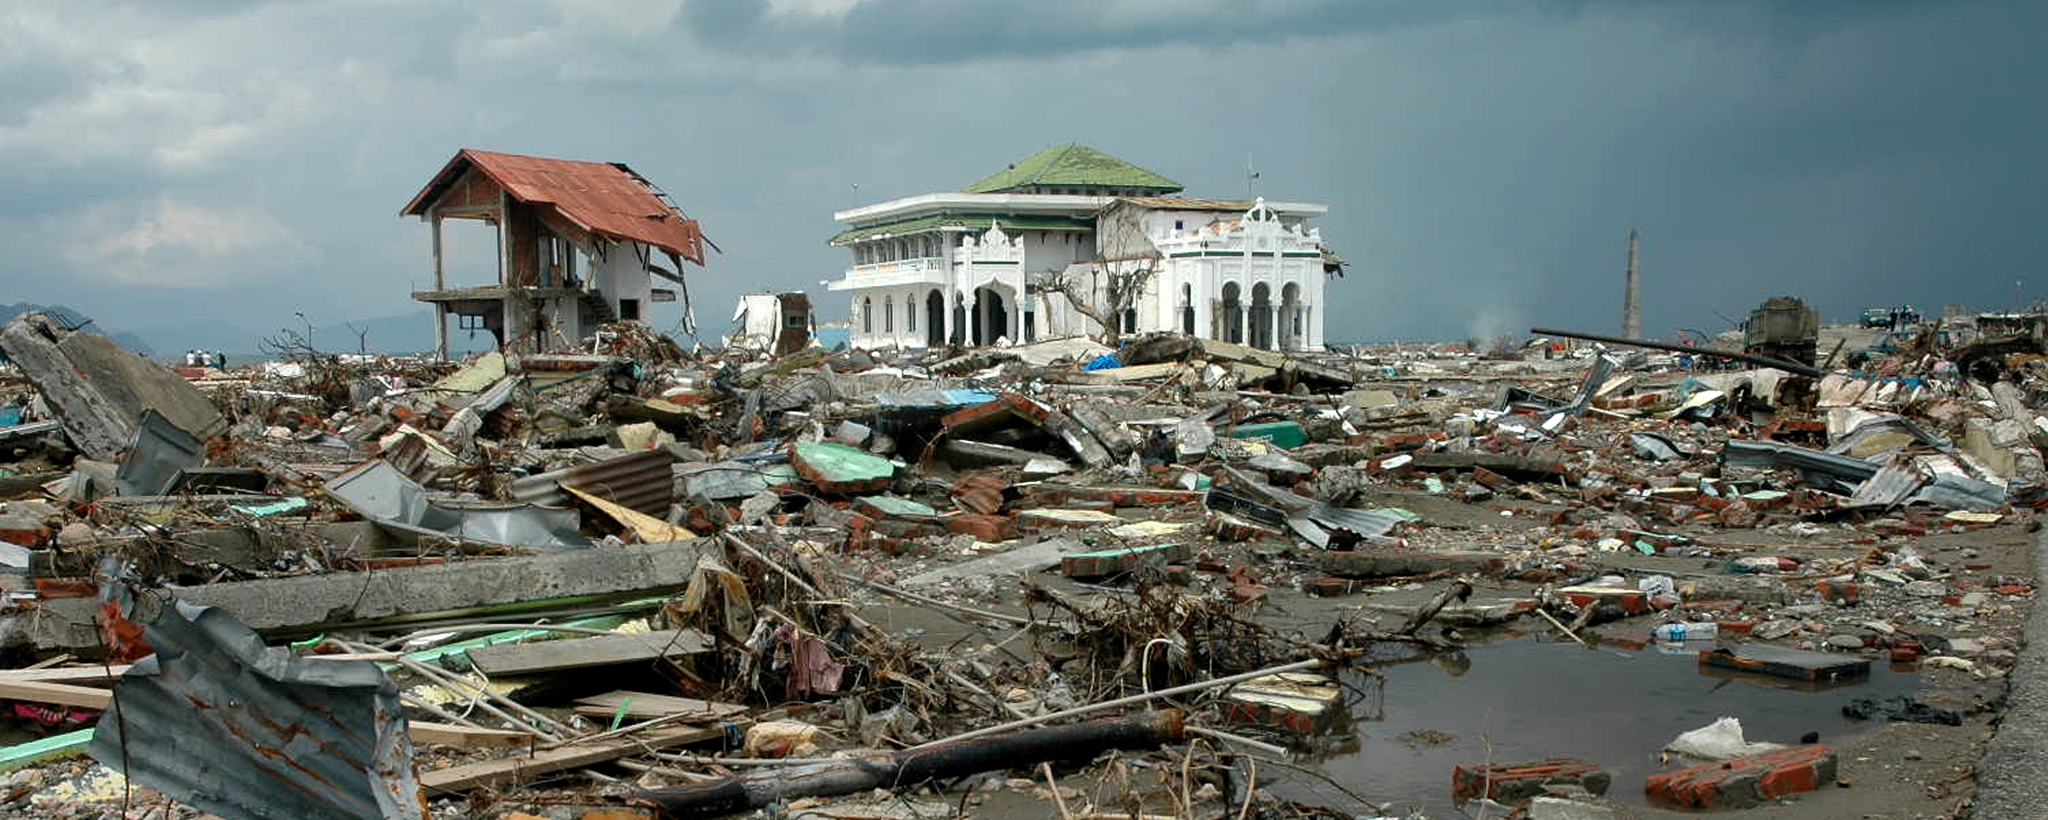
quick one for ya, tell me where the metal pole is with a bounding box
[1528,326,1822,377]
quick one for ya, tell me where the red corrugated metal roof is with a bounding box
[402,149,707,265]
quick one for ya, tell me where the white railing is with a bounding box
[850,257,942,277]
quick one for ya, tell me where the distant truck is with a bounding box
[1861,308,1894,328]
[1742,296,1820,368]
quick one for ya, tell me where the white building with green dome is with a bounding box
[824,144,1341,351]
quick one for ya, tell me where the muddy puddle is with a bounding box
[1268,634,1924,816]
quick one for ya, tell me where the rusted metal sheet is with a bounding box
[509,448,678,518]
[89,599,425,820]
[402,150,708,265]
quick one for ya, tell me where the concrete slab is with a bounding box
[7,539,711,653]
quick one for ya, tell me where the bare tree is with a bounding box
[1036,201,1159,346]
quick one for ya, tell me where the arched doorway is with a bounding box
[1181,284,1196,335]
[925,289,945,347]
[973,286,1009,346]
[1280,282,1301,350]
[951,294,967,345]
[1250,283,1273,349]
[1220,282,1242,344]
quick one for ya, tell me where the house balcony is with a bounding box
[825,257,949,291]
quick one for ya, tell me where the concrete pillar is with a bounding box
[434,304,448,360]
[431,213,444,289]
[1622,228,1642,338]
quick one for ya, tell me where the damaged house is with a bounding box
[403,149,712,356]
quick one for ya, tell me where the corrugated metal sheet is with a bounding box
[115,409,204,496]
[402,150,707,265]
[508,448,677,517]
[90,599,424,820]
[1722,439,1880,488]
[1849,458,1923,508]
[327,459,590,549]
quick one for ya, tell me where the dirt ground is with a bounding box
[854,505,2035,820]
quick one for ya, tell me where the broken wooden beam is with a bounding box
[571,691,749,722]
[466,630,713,677]
[635,710,1185,817]
[420,723,733,794]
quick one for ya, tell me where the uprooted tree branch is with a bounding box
[1036,202,1160,347]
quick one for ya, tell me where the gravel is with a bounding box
[1969,526,2048,818]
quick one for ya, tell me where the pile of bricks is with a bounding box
[1451,757,1612,805]
[1644,745,1836,808]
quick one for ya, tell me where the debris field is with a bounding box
[0,309,2039,820]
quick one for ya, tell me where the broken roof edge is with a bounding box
[399,149,713,266]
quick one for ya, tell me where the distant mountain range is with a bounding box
[129,310,497,361]
[0,303,155,356]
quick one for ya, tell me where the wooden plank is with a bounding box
[0,652,394,686]
[407,721,535,750]
[419,724,724,794]
[0,680,110,709]
[0,665,132,684]
[467,630,711,677]
[571,691,749,722]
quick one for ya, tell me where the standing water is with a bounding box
[1267,635,1921,816]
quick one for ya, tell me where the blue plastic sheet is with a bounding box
[1083,353,1123,371]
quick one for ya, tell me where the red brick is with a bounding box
[943,514,1012,541]
[1815,580,1860,604]
[1646,746,1835,809]
[941,393,1049,436]
[1304,577,1368,597]
[1207,511,1281,542]
[950,473,1008,515]
[1452,757,1611,804]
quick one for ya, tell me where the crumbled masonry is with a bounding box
[0,310,2040,819]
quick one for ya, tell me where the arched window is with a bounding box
[906,295,917,332]
[884,297,894,333]
[862,298,873,333]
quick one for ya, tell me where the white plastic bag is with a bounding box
[1664,716,1785,760]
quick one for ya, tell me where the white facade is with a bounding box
[826,193,1337,351]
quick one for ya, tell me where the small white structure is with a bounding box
[824,144,1342,351]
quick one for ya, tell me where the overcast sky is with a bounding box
[3,0,2043,351]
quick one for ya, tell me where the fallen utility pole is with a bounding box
[634,710,1185,818]
[1528,327,1822,378]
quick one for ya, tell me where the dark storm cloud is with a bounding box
[0,0,2042,351]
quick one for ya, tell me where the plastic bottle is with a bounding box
[1655,622,1718,642]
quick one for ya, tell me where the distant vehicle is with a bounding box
[1862,308,1894,328]
[1742,296,1820,368]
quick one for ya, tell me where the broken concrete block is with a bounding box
[1453,757,1611,804]
[1700,645,1870,684]
[1223,672,1343,734]
[1060,542,1193,578]
[940,439,1048,468]
[1016,508,1122,531]
[855,495,939,520]
[901,538,1089,588]
[0,312,227,462]
[1067,402,1139,457]
[1021,457,1071,480]
[610,421,676,451]
[791,442,896,494]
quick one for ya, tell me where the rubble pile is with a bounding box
[0,310,2039,819]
